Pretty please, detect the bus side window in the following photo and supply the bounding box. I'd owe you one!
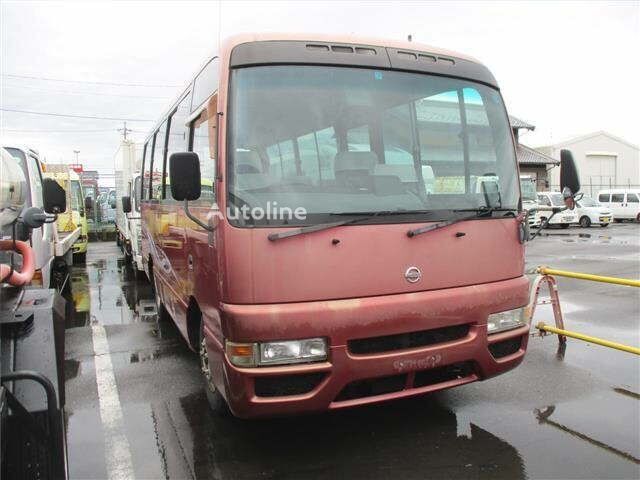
[190,94,217,204]
[143,139,153,200]
[166,91,192,200]
[151,120,168,201]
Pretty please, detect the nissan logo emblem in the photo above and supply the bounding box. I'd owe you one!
[405,266,422,283]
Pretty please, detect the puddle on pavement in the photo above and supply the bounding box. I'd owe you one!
[538,231,632,245]
[64,252,155,329]
[62,242,640,479]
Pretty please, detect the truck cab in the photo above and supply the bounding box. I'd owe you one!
[43,165,89,262]
[2,146,56,288]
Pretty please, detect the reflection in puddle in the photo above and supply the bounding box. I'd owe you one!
[65,250,155,329]
[538,231,631,245]
[535,406,640,464]
[148,392,526,479]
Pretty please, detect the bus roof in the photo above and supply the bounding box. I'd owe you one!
[144,33,497,144]
[221,33,482,64]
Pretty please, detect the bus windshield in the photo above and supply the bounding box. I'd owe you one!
[228,66,518,226]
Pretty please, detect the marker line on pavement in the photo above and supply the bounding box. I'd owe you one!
[92,324,135,480]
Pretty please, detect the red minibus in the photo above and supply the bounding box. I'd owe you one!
[140,34,545,418]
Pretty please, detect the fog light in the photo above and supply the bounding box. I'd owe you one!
[487,307,526,334]
[259,338,327,365]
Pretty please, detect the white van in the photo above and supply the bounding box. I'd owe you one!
[536,192,578,228]
[597,189,640,222]
[575,195,612,227]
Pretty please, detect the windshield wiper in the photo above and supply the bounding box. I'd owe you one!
[406,207,517,238]
[268,210,433,241]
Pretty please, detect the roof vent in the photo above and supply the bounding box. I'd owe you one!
[306,44,329,52]
[331,45,354,54]
[438,57,455,66]
[355,47,377,55]
[397,51,417,60]
[418,54,436,63]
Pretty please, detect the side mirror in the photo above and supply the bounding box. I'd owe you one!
[85,196,93,211]
[122,196,132,214]
[560,149,580,209]
[169,152,201,201]
[43,178,66,214]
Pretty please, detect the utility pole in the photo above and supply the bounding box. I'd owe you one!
[73,149,80,163]
[118,121,132,141]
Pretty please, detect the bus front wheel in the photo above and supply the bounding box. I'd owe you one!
[199,323,228,415]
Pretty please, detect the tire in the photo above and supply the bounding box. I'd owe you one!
[600,223,609,228]
[636,213,640,223]
[74,251,87,264]
[560,224,570,229]
[123,247,132,264]
[199,322,228,415]
[579,216,591,228]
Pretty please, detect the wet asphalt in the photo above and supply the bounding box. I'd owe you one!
[63,224,640,479]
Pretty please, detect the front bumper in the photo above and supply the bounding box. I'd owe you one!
[72,236,88,254]
[211,276,530,418]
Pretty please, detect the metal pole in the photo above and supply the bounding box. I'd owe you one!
[537,266,640,288]
[537,323,640,355]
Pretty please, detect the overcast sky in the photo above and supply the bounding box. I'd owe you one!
[1,0,638,185]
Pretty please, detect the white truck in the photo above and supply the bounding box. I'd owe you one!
[114,140,144,273]
[2,146,80,289]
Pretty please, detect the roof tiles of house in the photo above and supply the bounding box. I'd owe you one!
[517,143,559,165]
[509,115,535,130]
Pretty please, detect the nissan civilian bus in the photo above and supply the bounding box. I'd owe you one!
[140,34,542,418]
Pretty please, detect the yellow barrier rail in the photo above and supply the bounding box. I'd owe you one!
[537,267,640,288]
[536,322,640,355]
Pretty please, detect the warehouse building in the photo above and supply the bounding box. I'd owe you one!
[538,131,640,197]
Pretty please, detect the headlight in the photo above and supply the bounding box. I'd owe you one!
[226,338,327,367]
[487,307,526,334]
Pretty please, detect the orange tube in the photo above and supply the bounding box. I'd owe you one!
[0,240,35,286]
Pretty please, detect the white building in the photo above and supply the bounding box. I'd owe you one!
[538,132,639,197]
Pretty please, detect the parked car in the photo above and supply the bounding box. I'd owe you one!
[597,189,640,222]
[575,195,612,227]
[536,192,578,228]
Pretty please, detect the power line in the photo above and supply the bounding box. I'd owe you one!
[2,73,181,88]
[1,108,154,122]
[2,128,143,133]
[1,82,170,100]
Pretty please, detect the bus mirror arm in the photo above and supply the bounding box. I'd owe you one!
[183,199,214,232]
[529,206,567,240]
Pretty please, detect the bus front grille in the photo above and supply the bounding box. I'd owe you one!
[348,324,470,355]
